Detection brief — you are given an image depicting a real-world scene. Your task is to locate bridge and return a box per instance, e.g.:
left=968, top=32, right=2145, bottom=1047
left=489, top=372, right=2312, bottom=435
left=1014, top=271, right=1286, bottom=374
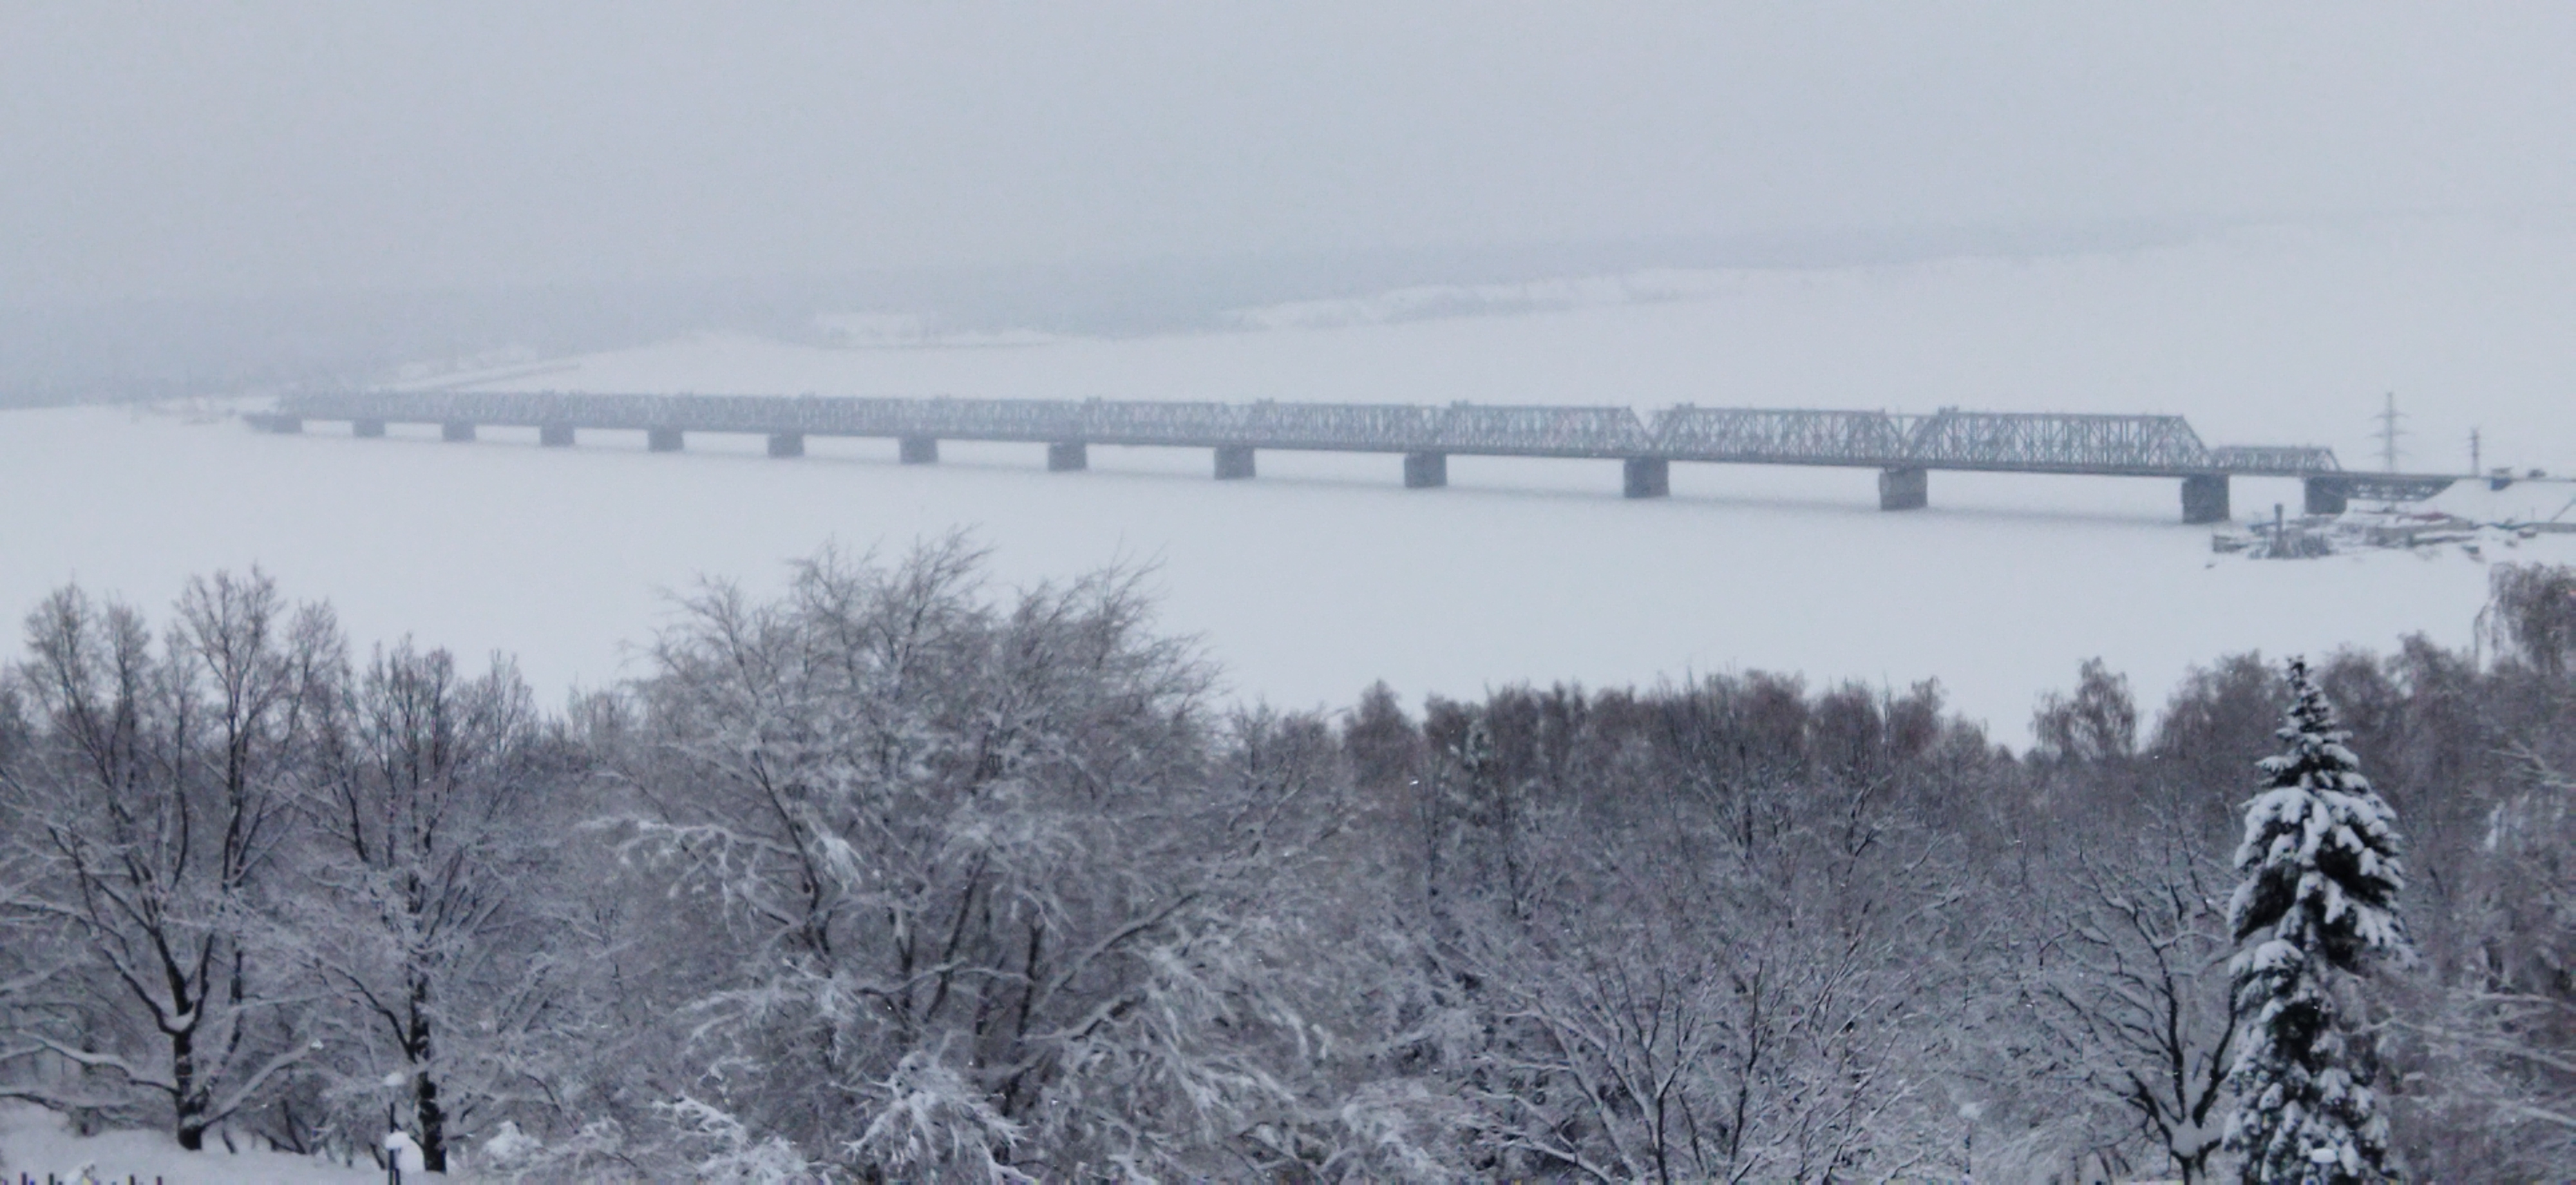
left=251, top=390, right=2457, bottom=521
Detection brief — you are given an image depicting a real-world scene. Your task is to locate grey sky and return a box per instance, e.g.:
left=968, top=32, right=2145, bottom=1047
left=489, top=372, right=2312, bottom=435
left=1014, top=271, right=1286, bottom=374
left=5, top=3, right=2571, bottom=307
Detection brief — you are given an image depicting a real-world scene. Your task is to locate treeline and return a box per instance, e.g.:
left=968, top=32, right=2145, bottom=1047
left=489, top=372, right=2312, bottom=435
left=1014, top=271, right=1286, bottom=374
left=0, top=542, right=2570, bottom=1181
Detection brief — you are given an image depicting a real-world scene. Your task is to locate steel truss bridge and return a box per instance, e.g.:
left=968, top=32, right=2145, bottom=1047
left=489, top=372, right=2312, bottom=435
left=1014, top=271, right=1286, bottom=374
left=256, top=390, right=2457, bottom=521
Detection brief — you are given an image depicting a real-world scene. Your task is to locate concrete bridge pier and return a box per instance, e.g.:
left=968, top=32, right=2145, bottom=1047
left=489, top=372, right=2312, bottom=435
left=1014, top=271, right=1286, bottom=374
left=539, top=423, right=574, bottom=447
left=767, top=432, right=804, bottom=459
left=2181, top=473, right=2230, bottom=524
left=900, top=436, right=939, bottom=464
left=1623, top=457, right=1670, bottom=498
left=442, top=422, right=477, bottom=443
left=1404, top=451, right=1448, bottom=488
left=2304, top=477, right=2349, bottom=515
left=1879, top=467, right=1928, bottom=511
left=1048, top=442, right=1088, bottom=471
left=1215, top=446, right=1256, bottom=480
left=649, top=428, right=685, bottom=453
left=354, top=419, right=386, bottom=438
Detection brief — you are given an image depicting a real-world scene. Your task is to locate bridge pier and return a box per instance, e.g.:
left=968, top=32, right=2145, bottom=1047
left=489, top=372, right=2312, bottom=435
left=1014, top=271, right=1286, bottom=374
left=649, top=428, right=685, bottom=453
left=766, top=432, right=804, bottom=459
left=1879, top=467, right=1927, bottom=511
left=2304, top=477, right=2349, bottom=515
left=258, top=416, right=303, bottom=434
left=540, top=423, right=574, bottom=447
left=1404, top=451, right=1448, bottom=488
left=1048, top=442, right=1088, bottom=471
left=1623, top=457, right=1670, bottom=499
left=442, top=422, right=476, bottom=443
left=900, top=436, right=939, bottom=464
left=2181, top=474, right=2230, bottom=524
left=1215, top=446, right=1256, bottom=480
left=354, top=419, right=386, bottom=438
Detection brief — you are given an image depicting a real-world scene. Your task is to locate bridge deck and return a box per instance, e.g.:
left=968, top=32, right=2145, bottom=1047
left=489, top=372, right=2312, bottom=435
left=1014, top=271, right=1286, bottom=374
left=267, top=391, right=2348, bottom=479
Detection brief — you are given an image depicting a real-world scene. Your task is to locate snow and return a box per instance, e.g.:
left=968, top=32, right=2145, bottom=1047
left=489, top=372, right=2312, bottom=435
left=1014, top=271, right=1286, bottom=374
left=4, top=216, right=2572, bottom=746
left=4, top=403, right=2562, bottom=749
left=383, top=1130, right=426, bottom=1173
left=477, top=1122, right=539, bottom=1166
left=0, top=1103, right=408, bottom=1184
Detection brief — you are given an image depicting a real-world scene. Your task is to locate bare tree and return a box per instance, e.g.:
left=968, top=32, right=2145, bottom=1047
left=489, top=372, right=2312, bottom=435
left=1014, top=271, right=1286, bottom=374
left=285, top=641, right=568, bottom=1171
left=1371, top=679, right=1972, bottom=1182
left=2032, top=658, right=2141, bottom=764
left=1453, top=788, right=1958, bottom=1182
left=2022, top=818, right=2237, bottom=1182
left=2482, top=563, right=2576, bottom=678
left=2387, top=741, right=2576, bottom=1177
left=0, top=573, right=337, bottom=1148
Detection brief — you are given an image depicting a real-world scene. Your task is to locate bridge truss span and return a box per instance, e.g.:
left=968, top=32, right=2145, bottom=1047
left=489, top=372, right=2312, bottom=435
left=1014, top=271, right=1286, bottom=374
left=1897, top=411, right=2211, bottom=475
left=2206, top=444, right=2342, bottom=475
left=1648, top=407, right=1912, bottom=467
left=261, top=388, right=2403, bottom=519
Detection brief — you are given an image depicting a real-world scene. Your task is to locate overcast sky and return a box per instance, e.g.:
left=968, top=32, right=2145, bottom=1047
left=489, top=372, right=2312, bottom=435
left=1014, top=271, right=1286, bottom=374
left=4, top=3, right=2571, bottom=308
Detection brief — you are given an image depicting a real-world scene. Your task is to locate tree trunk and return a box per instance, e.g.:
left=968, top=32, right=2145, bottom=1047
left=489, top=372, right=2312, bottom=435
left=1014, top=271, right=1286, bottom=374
left=415, top=1071, right=447, bottom=1173
left=410, top=974, right=445, bottom=1171
left=173, top=1024, right=204, bottom=1150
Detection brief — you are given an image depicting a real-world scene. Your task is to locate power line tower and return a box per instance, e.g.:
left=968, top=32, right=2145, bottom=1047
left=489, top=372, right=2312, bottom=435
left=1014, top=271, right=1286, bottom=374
left=2372, top=392, right=2406, bottom=473
left=2470, top=427, right=2481, bottom=476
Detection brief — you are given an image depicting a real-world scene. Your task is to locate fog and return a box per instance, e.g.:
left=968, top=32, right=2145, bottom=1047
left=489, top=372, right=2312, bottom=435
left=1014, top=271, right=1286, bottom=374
left=10, top=10, right=2576, bottom=1179
left=6, top=5, right=2574, bottom=398
left=9, top=3, right=2573, bottom=304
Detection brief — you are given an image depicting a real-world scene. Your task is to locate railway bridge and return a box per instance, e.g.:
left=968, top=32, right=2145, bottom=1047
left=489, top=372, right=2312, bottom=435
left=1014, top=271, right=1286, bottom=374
left=252, top=390, right=2457, bottom=521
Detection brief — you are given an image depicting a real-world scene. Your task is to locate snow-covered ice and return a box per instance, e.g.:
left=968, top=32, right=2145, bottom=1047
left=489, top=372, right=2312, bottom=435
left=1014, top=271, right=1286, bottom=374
left=3, top=402, right=2564, bottom=748
left=5, top=215, right=2570, bottom=744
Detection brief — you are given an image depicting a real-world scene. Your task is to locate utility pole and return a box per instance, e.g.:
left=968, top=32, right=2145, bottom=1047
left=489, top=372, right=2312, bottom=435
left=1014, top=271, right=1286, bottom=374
left=2469, top=427, right=2481, bottom=476
left=2372, top=392, right=2406, bottom=473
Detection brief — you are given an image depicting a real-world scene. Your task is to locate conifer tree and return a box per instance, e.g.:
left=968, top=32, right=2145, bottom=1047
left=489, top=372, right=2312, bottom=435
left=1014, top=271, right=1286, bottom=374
left=2222, top=658, right=2408, bottom=1182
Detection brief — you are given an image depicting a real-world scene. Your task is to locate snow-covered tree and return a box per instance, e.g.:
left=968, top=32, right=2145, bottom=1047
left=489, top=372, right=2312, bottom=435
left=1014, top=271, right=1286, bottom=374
left=0, top=667, right=57, bottom=1088
left=0, top=574, right=339, bottom=1148
left=2023, top=820, right=2235, bottom=1182
left=2223, top=658, right=2408, bottom=1182
left=1391, top=677, right=1969, bottom=1180
left=610, top=540, right=1342, bottom=1179
left=0, top=669, right=24, bottom=776
left=287, top=641, right=572, bottom=1171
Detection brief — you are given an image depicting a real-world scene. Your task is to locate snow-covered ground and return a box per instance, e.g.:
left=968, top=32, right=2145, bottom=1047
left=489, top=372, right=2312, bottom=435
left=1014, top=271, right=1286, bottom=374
left=0, top=1103, right=401, bottom=1184
left=4, top=215, right=2570, bottom=744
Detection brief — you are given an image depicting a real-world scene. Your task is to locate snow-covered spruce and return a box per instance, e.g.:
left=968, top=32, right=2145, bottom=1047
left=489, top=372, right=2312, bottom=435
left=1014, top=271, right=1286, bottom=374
left=2222, top=658, right=2408, bottom=1183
